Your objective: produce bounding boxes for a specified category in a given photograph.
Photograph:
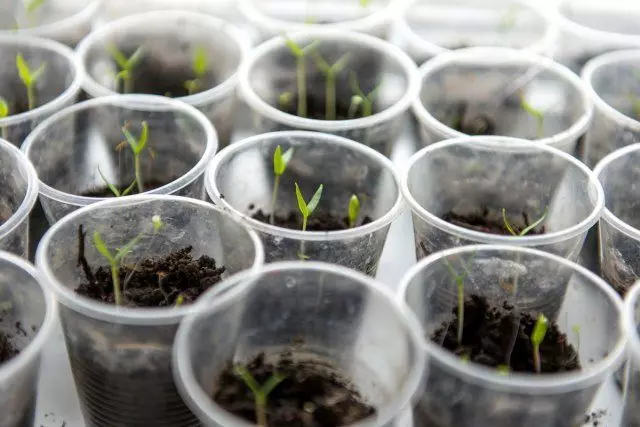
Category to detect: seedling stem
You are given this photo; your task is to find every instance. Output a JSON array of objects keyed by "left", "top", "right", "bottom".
[
  {"left": 312, "top": 52, "right": 351, "bottom": 120},
  {"left": 347, "top": 194, "right": 360, "bottom": 228},
  {"left": 235, "top": 365, "right": 286, "bottom": 427},
  {"left": 347, "top": 95, "right": 363, "bottom": 119},
  {"left": 531, "top": 313, "right": 549, "bottom": 374},
  {"left": 444, "top": 256, "right": 473, "bottom": 345},
  {"left": 295, "top": 182, "right": 323, "bottom": 259},
  {"left": 122, "top": 121, "right": 150, "bottom": 194},
  {"left": 107, "top": 45, "right": 145, "bottom": 94},
  {"left": 271, "top": 145, "right": 294, "bottom": 224},
  {"left": 502, "top": 207, "right": 548, "bottom": 237},
  {"left": 284, "top": 39, "right": 319, "bottom": 118},
  {"left": 349, "top": 71, "right": 381, "bottom": 117},
  {"left": 519, "top": 92, "right": 545, "bottom": 138},
  {"left": 16, "top": 53, "right": 46, "bottom": 111},
  {"left": 184, "top": 46, "right": 209, "bottom": 95}
]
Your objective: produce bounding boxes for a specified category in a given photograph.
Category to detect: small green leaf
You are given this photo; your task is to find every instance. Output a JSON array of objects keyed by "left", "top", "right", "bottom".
[
  {"left": 261, "top": 372, "right": 287, "bottom": 395},
  {"left": 279, "top": 92, "right": 293, "bottom": 108},
  {"left": 273, "top": 145, "right": 284, "bottom": 176},
  {"left": 193, "top": 46, "right": 208, "bottom": 77},
  {"left": 279, "top": 147, "right": 294, "bottom": 176},
  {"left": 138, "top": 121, "right": 149, "bottom": 152},
  {"left": 106, "top": 44, "right": 130, "bottom": 70},
  {"left": 519, "top": 207, "right": 548, "bottom": 236},
  {"left": 120, "top": 178, "right": 137, "bottom": 197},
  {"left": 31, "top": 63, "right": 47, "bottom": 83},
  {"left": 331, "top": 53, "right": 351, "bottom": 73},
  {"left": 175, "top": 294, "right": 185, "bottom": 306},
  {"left": 152, "top": 215, "right": 164, "bottom": 232},
  {"left": 359, "top": 0, "right": 371, "bottom": 6},
  {"left": 16, "top": 53, "right": 31, "bottom": 87},
  {"left": 26, "top": 0, "right": 46, "bottom": 14},
  {"left": 122, "top": 126, "right": 139, "bottom": 152},
  {"left": 93, "top": 231, "right": 115, "bottom": 263},
  {"left": 126, "top": 46, "right": 145, "bottom": 70},
  {"left": 97, "top": 166, "right": 121, "bottom": 197},
  {"left": 115, "top": 234, "right": 144, "bottom": 263},
  {"left": 0, "top": 97, "right": 9, "bottom": 118},
  {"left": 306, "top": 184, "right": 323, "bottom": 215},
  {"left": 285, "top": 38, "right": 304, "bottom": 57},
  {"left": 496, "top": 365, "right": 511, "bottom": 375},
  {"left": 348, "top": 194, "right": 360, "bottom": 228},
  {"left": 572, "top": 325, "right": 581, "bottom": 335},
  {"left": 531, "top": 313, "right": 549, "bottom": 347},
  {"left": 295, "top": 182, "right": 308, "bottom": 218}
]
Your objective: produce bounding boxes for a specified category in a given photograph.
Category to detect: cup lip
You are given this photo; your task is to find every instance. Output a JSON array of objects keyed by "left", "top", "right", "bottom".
[
  {"left": 206, "top": 130, "right": 404, "bottom": 241},
  {"left": 624, "top": 282, "right": 640, "bottom": 365},
  {"left": 74, "top": 10, "right": 251, "bottom": 107},
  {"left": 397, "top": 243, "right": 627, "bottom": 393},
  {"left": 401, "top": 135, "right": 604, "bottom": 246},
  {"left": 237, "top": 28, "right": 420, "bottom": 132},
  {"left": 0, "top": 139, "right": 39, "bottom": 243},
  {"left": 557, "top": 2, "right": 640, "bottom": 46},
  {"left": 238, "top": 0, "right": 414, "bottom": 35},
  {"left": 410, "top": 46, "right": 593, "bottom": 146},
  {"left": 0, "top": 35, "right": 84, "bottom": 127},
  {"left": 395, "top": 0, "right": 559, "bottom": 59},
  {"left": 173, "top": 260, "right": 426, "bottom": 427},
  {"left": 581, "top": 49, "right": 640, "bottom": 132},
  {"left": 20, "top": 94, "right": 218, "bottom": 209},
  {"left": 34, "top": 194, "right": 265, "bottom": 325},
  {"left": 0, "top": 251, "right": 58, "bottom": 384}
]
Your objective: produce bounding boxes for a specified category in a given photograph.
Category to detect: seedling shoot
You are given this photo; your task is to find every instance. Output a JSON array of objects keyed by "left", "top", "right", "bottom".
[
  {"left": 519, "top": 92, "right": 545, "bottom": 138},
  {"left": 496, "top": 365, "right": 511, "bottom": 375},
  {"left": 284, "top": 39, "right": 319, "bottom": 118},
  {"left": 271, "top": 145, "right": 294, "bottom": 224},
  {"left": 107, "top": 45, "right": 145, "bottom": 94},
  {"left": 347, "top": 194, "right": 360, "bottom": 228},
  {"left": 0, "top": 97, "right": 8, "bottom": 119},
  {"left": 531, "top": 313, "right": 549, "bottom": 374},
  {"left": 295, "top": 182, "right": 323, "bottom": 259},
  {"left": 444, "top": 257, "right": 472, "bottom": 345},
  {"left": 235, "top": 365, "right": 286, "bottom": 427},
  {"left": 502, "top": 207, "right": 548, "bottom": 236},
  {"left": 349, "top": 71, "right": 381, "bottom": 118},
  {"left": 347, "top": 95, "right": 363, "bottom": 119},
  {"left": 312, "top": 52, "right": 351, "bottom": 120},
  {"left": 184, "top": 46, "right": 209, "bottom": 95},
  {"left": 16, "top": 53, "right": 46, "bottom": 111},
  {"left": 122, "top": 121, "right": 150, "bottom": 194}
]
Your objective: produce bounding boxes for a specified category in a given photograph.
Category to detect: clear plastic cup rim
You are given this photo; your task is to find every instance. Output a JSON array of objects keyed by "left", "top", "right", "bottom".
[
  {"left": 238, "top": 0, "right": 414, "bottom": 35},
  {"left": 0, "top": 251, "right": 58, "bottom": 384},
  {"left": 623, "top": 282, "right": 640, "bottom": 363},
  {"left": 20, "top": 94, "right": 218, "bottom": 209},
  {"left": 557, "top": 3, "right": 640, "bottom": 46},
  {"left": 397, "top": 244, "right": 627, "bottom": 393},
  {"left": 35, "top": 194, "right": 265, "bottom": 325},
  {"left": 0, "top": 35, "right": 84, "bottom": 127},
  {"left": 75, "top": 10, "right": 252, "bottom": 107},
  {"left": 395, "top": 0, "right": 559, "bottom": 58},
  {"left": 206, "top": 130, "right": 404, "bottom": 241},
  {"left": 174, "top": 261, "right": 426, "bottom": 427},
  {"left": 581, "top": 49, "right": 640, "bottom": 132},
  {"left": 237, "top": 28, "right": 420, "bottom": 132},
  {"left": 410, "top": 46, "right": 593, "bottom": 146},
  {"left": 401, "top": 136, "right": 605, "bottom": 246}
]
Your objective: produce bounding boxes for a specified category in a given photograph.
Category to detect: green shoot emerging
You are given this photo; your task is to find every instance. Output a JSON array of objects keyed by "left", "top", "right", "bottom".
[
  {"left": 497, "top": 365, "right": 511, "bottom": 375},
  {"left": 97, "top": 166, "right": 137, "bottom": 197},
  {"left": 0, "top": 97, "right": 8, "bottom": 119},
  {"left": 502, "top": 207, "right": 548, "bottom": 237},
  {"left": 175, "top": 294, "right": 185, "bottom": 307},
  {"left": 295, "top": 182, "right": 323, "bottom": 259},
  {"left": 349, "top": 71, "right": 381, "bottom": 118},
  {"left": 347, "top": 194, "right": 360, "bottom": 228},
  {"left": 16, "top": 53, "right": 46, "bottom": 111},
  {"left": 519, "top": 92, "right": 545, "bottom": 138},
  {"left": 107, "top": 45, "right": 145, "bottom": 94},
  {"left": 235, "top": 365, "right": 286, "bottom": 427},
  {"left": 444, "top": 256, "right": 472, "bottom": 345},
  {"left": 122, "top": 121, "right": 150, "bottom": 194},
  {"left": 312, "top": 52, "right": 351, "bottom": 120},
  {"left": 184, "top": 46, "right": 209, "bottom": 95},
  {"left": 25, "top": 0, "right": 46, "bottom": 13},
  {"left": 271, "top": 145, "right": 294, "bottom": 224},
  {"left": 531, "top": 313, "right": 549, "bottom": 374},
  {"left": 347, "top": 95, "right": 363, "bottom": 119},
  {"left": 284, "top": 39, "right": 320, "bottom": 118}
]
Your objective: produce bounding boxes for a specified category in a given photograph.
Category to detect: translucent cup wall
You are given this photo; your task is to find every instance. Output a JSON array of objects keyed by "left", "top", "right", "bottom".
[
  {"left": 21, "top": 94, "right": 217, "bottom": 224},
  {"left": 402, "top": 137, "right": 604, "bottom": 262},
  {"left": 396, "top": 0, "right": 557, "bottom": 65},
  {"left": 582, "top": 50, "right": 640, "bottom": 168},
  {"left": 76, "top": 10, "right": 249, "bottom": 147},
  {"left": 35, "top": 195, "right": 264, "bottom": 427},
  {"left": 399, "top": 245, "right": 626, "bottom": 427},
  {"left": 206, "top": 131, "right": 402, "bottom": 275},
  {"left": 173, "top": 262, "right": 425, "bottom": 427},
  {"left": 412, "top": 47, "right": 592, "bottom": 157},
  {"left": 623, "top": 282, "right": 640, "bottom": 427},
  {"left": 0, "top": 35, "right": 83, "bottom": 147},
  {"left": 98, "top": 0, "right": 239, "bottom": 24},
  {"left": 238, "top": 29, "right": 419, "bottom": 156}
]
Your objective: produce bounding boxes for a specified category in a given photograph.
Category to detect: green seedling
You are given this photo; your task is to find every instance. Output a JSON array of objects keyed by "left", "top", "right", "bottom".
[
  {"left": 284, "top": 39, "right": 320, "bottom": 118},
  {"left": 107, "top": 45, "right": 145, "bottom": 94},
  {"left": 347, "top": 95, "right": 363, "bottom": 119},
  {"left": 16, "top": 53, "right": 46, "bottom": 111},
  {"left": 0, "top": 97, "right": 8, "bottom": 119},
  {"left": 311, "top": 52, "right": 351, "bottom": 120},
  {"left": 184, "top": 46, "right": 209, "bottom": 96},
  {"left": 497, "top": 365, "right": 511, "bottom": 375},
  {"left": 502, "top": 207, "right": 548, "bottom": 237},
  {"left": 572, "top": 324, "right": 581, "bottom": 352},
  {"left": 347, "top": 194, "right": 360, "bottom": 228},
  {"left": 175, "top": 294, "right": 185, "bottom": 307},
  {"left": 235, "top": 365, "right": 286, "bottom": 427},
  {"left": 531, "top": 313, "right": 549, "bottom": 374},
  {"left": 122, "top": 121, "right": 150, "bottom": 194},
  {"left": 97, "top": 166, "right": 137, "bottom": 197},
  {"left": 295, "top": 182, "right": 323, "bottom": 259},
  {"left": 444, "top": 256, "right": 473, "bottom": 345},
  {"left": 519, "top": 92, "right": 545, "bottom": 138},
  {"left": 271, "top": 145, "right": 294, "bottom": 224},
  {"left": 349, "top": 71, "right": 381, "bottom": 118}
]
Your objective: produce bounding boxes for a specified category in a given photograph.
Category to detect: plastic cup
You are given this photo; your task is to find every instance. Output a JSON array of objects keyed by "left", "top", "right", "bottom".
[
  {"left": 623, "top": 282, "right": 640, "bottom": 427},
  {"left": 97, "top": 0, "right": 240, "bottom": 24},
  {"left": 237, "top": 28, "right": 419, "bottom": 156},
  {"left": 75, "top": 10, "right": 250, "bottom": 148},
  {"left": 581, "top": 50, "right": 640, "bottom": 168},
  {"left": 206, "top": 130, "right": 402, "bottom": 276},
  {"left": 556, "top": 1, "right": 640, "bottom": 73},
  {"left": 35, "top": 194, "right": 264, "bottom": 427},
  {"left": 0, "top": 35, "right": 83, "bottom": 147},
  {"left": 402, "top": 136, "right": 604, "bottom": 262},
  {"left": 412, "top": 46, "right": 592, "bottom": 157},
  {"left": 173, "top": 261, "right": 425, "bottom": 427},
  {"left": 398, "top": 244, "right": 626, "bottom": 427},
  {"left": 395, "top": 0, "right": 558, "bottom": 65},
  {"left": 21, "top": 94, "right": 217, "bottom": 225}
]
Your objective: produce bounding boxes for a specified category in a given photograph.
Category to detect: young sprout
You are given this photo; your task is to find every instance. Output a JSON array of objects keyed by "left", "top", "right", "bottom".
[
  {"left": 16, "top": 53, "right": 46, "bottom": 111},
  {"left": 184, "top": 46, "right": 209, "bottom": 96},
  {"left": 235, "top": 365, "right": 286, "bottom": 427},
  {"left": 444, "top": 256, "right": 472, "bottom": 345},
  {"left": 175, "top": 294, "right": 185, "bottom": 307},
  {"left": 107, "top": 45, "right": 145, "bottom": 94},
  {"left": 121, "top": 121, "right": 150, "bottom": 194},
  {"left": 496, "top": 365, "right": 511, "bottom": 375},
  {"left": 0, "top": 97, "right": 8, "bottom": 119},
  {"left": 311, "top": 52, "right": 351, "bottom": 120},
  {"left": 349, "top": 71, "right": 381, "bottom": 118},
  {"left": 284, "top": 39, "right": 320, "bottom": 118},
  {"left": 502, "top": 207, "right": 548, "bottom": 237},
  {"left": 531, "top": 313, "right": 549, "bottom": 374},
  {"left": 97, "top": 166, "right": 137, "bottom": 197},
  {"left": 271, "top": 145, "right": 294, "bottom": 224},
  {"left": 572, "top": 324, "right": 581, "bottom": 352},
  {"left": 347, "top": 194, "right": 360, "bottom": 228},
  {"left": 347, "top": 95, "right": 363, "bottom": 119},
  {"left": 519, "top": 92, "right": 545, "bottom": 138},
  {"left": 294, "top": 182, "right": 323, "bottom": 259}
]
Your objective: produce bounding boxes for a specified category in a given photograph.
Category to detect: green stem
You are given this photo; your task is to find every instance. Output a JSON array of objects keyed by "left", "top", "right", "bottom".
[
  {"left": 326, "top": 72, "right": 336, "bottom": 120},
  {"left": 457, "top": 281, "right": 464, "bottom": 345},
  {"left": 111, "top": 264, "right": 123, "bottom": 306},
  {"left": 134, "top": 153, "right": 144, "bottom": 194},
  {"left": 362, "top": 99, "right": 373, "bottom": 117},
  {"left": 270, "top": 175, "right": 280, "bottom": 225},
  {"left": 124, "top": 75, "right": 134, "bottom": 95},
  {"left": 299, "top": 216, "right": 308, "bottom": 259},
  {"left": 26, "top": 84, "right": 35, "bottom": 111},
  {"left": 255, "top": 395, "right": 267, "bottom": 427},
  {"left": 297, "top": 57, "right": 307, "bottom": 118},
  {"left": 533, "top": 344, "right": 541, "bottom": 373}
]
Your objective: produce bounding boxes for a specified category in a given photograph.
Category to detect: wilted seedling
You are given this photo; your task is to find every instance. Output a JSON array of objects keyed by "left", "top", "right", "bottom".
[
  {"left": 347, "top": 194, "right": 360, "bottom": 228},
  {"left": 531, "top": 313, "right": 549, "bottom": 374},
  {"left": 349, "top": 71, "right": 381, "bottom": 118},
  {"left": 107, "top": 45, "right": 145, "bottom": 94},
  {"left": 502, "top": 207, "right": 548, "bottom": 236},
  {"left": 444, "top": 255, "right": 473, "bottom": 345},
  {"left": 519, "top": 92, "right": 545, "bottom": 138},
  {"left": 16, "top": 53, "right": 46, "bottom": 111},
  {"left": 184, "top": 46, "right": 209, "bottom": 96},
  {"left": 271, "top": 145, "right": 294, "bottom": 224},
  {"left": 235, "top": 365, "right": 286, "bottom": 427},
  {"left": 312, "top": 52, "right": 351, "bottom": 120},
  {"left": 284, "top": 39, "right": 320, "bottom": 118},
  {"left": 295, "top": 182, "right": 323, "bottom": 259}
]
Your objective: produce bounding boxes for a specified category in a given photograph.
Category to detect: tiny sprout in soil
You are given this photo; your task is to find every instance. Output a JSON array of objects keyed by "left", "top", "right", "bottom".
[
  {"left": 496, "top": 364, "right": 511, "bottom": 375},
  {"left": 284, "top": 38, "right": 320, "bottom": 118},
  {"left": 519, "top": 92, "right": 545, "bottom": 138},
  {"left": 311, "top": 51, "right": 351, "bottom": 120},
  {"left": 234, "top": 365, "right": 286, "bottom": 427},
  {"left": 502, "top": 207, "right": 548, "bottom": 236},
  {"left": 107, "top": 45, "right": 145, "bottom": 94},
  {"left": 271, "top": 145, "right": 294, "bottom": 224},
  {"left": 184, "top": 46, "right": 209, "bottom": 96},
  {"left": 295, "top": 182, "right": 323, "bottom": 259},
  {"left": 348, "top": 194, "right": 360, "bottom": 229},
  {"left": 16, "top": 53, "right": 46, "bottom": 111},
  {"left": 349, "top": 71, "right": 381, "bottom": 118},
  {"left": 444, "top": 255, "right": 473, "bottom": 345},
  {"left": 531, "top": 313, "right": 549, "bottom": 374}
]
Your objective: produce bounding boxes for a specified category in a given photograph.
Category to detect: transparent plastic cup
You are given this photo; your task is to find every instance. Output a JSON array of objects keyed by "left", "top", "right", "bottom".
[
  {"left": 238, "top": 28, "right": 419, "bottom": 156},
  {"left": 396, "top": 0, "right": 558, "bottom": 65},
  {"left": 0, "top": 138, "right": 38, "bottom": 258},
  {"left": 398, "top": 244, "right": 626, "bottom": 427},
  {"left": 21, "top": 94, "right": 217, "bottom": 225},
  {"left": 97, "top": 0, "right": 240, "bottom": 24},
  {"left": 206, "top": 131, "right": 402, "bottom": 276},
  {"left": 623, "top": 282, "right": 640, "bottom": 427},
  {"left": 76, "top": 10, "right": 250, "bottom": 147},
  {"left": 556, "top": 1, "right": 640, "bottom": 73},
  {"left": 0, "top": 35, "right": 83, "bottom": 147},
  {"left": 173, "top": 261, "right": 425, "bottom": 427},
  {"left": 35, "top": 194, "right": 264, "bottom": 427},
  {"left": 581, "top": 50, "right": 640, "bottom": 168},
  {"left": 402, "top": 136, "right": 604, "bottom": 262},
  {"left": 1, "top": 0, "right": 101, "bottom": 46},
  {"left": 412, "top": 46, "right": 592, "bottom": 157}
]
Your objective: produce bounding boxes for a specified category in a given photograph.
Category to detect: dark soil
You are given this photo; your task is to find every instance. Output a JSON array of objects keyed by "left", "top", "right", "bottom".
[
  {"left": 449, "top": 101, "right": 496, "bottom": 135},
  {"left": 0, "top": 331, "right": 18, "bottom": 363},
  {"left": 214, "top": 353, "right": 376, "bottom": 426},
  {"left": 432, "top": 294, "right": 581, "bottom": 373},
  {"left": 81, "top": 178, "right": 170, "bottom": 197},
  {"left": 76, "top": 244, "right": 226, "bottom": 307},
  {"left": 442, "top": 209, "right": 546, "bottom": 235},
  {"left": 280, "top": 94, "right": 378, "bottom": 121},
  {"left": 252, "top": 209, "right": 373, "bottom": 232}
]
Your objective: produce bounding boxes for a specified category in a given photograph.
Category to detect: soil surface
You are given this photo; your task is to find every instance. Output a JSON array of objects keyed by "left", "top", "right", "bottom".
[
  {"left": 252, "top": 209, "right": 373, "bottom": 232},
  {"left": 81, "top": 178, "right": 170, "bottom": 198},
  {"left": 0, "top": 331, "right": 18, "bottom": 363},
  {"left": 214, "top": 353, "right": 376, "bottom": 426},
  {"left": 442, "top": 209, "right": 546, "bottom": 235},
  {"left": 280, "top": 94, "right": 377, "bottom": 121},
  {"left": 76, "top": 244, "right": 225, "bottom": 307},
  {"left": 431, "top": 294, "right": 581, "bottom": 373},
  {"left": 449, "top": 102, "right": 496, "bottom": 135}
]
